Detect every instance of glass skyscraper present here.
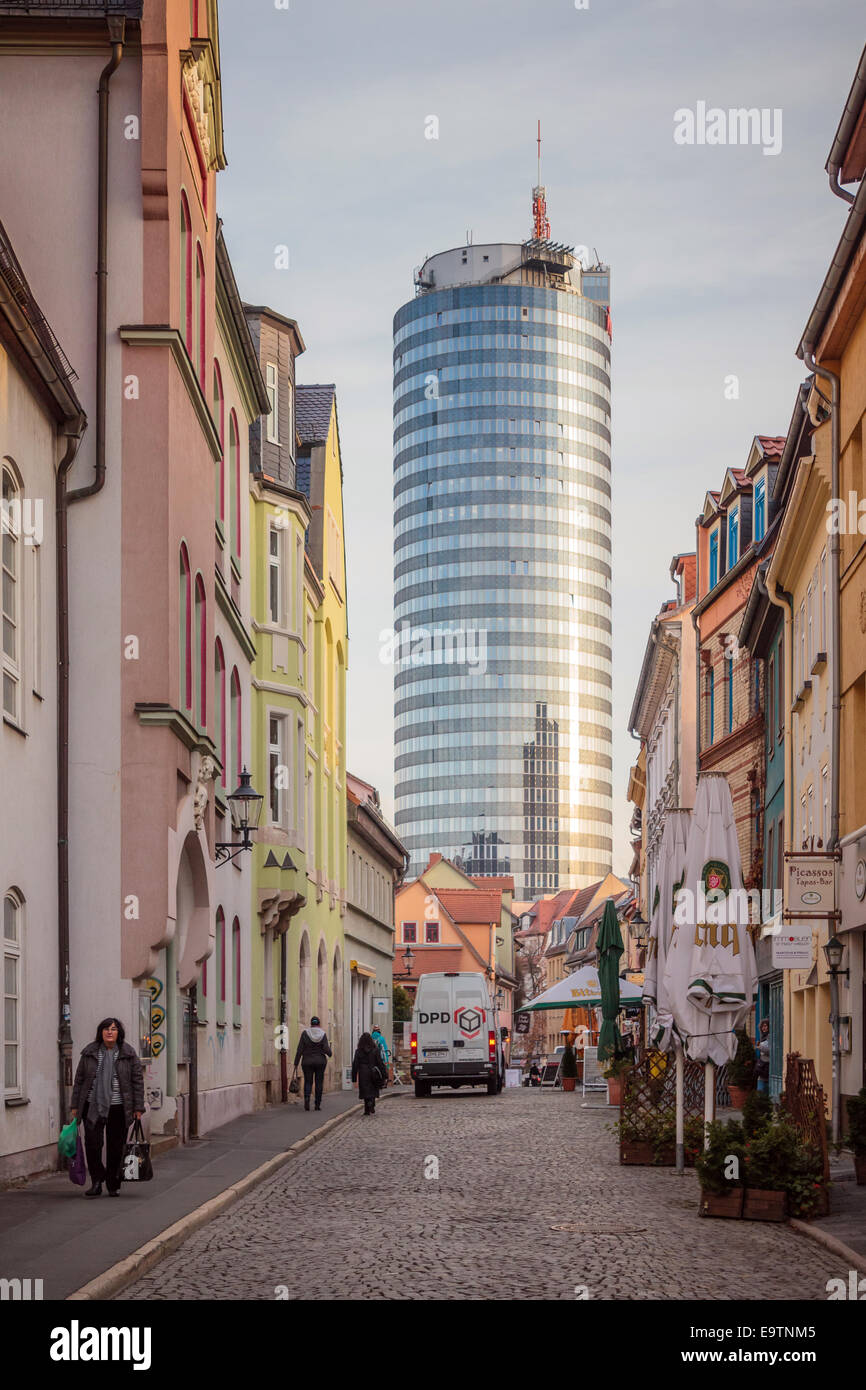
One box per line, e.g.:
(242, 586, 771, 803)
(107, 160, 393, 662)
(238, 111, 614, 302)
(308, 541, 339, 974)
(392, 236, 612, 895)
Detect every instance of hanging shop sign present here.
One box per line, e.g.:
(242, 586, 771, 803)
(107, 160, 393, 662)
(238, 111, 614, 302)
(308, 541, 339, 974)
(785, 853, 837, 918)
(772, 927, 813, 970)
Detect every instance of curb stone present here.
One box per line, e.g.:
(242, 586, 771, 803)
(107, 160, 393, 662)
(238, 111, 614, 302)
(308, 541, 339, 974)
(67, 1101, 368, 1301)
(788, 1217, 866, 1278)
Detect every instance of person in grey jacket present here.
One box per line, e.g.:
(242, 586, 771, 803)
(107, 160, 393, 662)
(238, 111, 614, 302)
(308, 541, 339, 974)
(70, 1017, 144, 1197)
(293, 1016, 332, 1111)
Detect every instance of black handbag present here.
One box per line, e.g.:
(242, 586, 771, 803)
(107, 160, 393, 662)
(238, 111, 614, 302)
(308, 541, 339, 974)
(122, 1117, 154, 1182)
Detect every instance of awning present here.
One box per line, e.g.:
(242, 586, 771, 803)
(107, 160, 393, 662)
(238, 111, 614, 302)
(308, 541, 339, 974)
(350, 960, 377, 979)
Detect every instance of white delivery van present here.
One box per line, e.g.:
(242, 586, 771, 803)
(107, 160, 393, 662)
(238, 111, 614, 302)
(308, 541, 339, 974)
(410, 972, 504, 1098)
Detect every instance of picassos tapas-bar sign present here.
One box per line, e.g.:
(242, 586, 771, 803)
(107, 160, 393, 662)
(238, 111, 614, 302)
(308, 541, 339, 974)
(785, 854, 837, 918)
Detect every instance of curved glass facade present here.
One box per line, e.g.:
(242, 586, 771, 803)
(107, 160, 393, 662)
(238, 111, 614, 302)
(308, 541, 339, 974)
(393, 257, 613, 894)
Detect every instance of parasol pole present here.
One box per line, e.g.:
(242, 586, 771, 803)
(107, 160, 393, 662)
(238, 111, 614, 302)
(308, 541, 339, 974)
(703, 1060, 714, 1150)
(675, 1045, 684, 1173)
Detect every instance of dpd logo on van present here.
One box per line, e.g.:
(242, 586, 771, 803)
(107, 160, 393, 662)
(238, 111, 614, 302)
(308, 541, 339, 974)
(455, 1007, 483, 1038)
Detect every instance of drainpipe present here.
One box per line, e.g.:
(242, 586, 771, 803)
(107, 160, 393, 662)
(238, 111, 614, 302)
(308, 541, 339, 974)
(56, 426, 86, 1124)
(801, 349, 841, 852)
(58, 18, 124, 1122)
(68, 17, 125, 505)
(280, 929, 289, 1102)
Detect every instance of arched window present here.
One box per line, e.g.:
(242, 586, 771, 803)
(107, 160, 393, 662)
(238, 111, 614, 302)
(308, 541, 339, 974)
(3, 890, 23, 1095)
(232, 917, 241, 1026)
(180, 193, 192, 356)
(195, 243, 206, 387)
(228, 410, 240, 563)
(214, 639, 226, 787)
(213, 361, 224, 523)
(194, 574, 206, 728)
(179, 543, 192, 714)
(229, 667, 241, 793)
(215, 907, 225, 1025)
(2, 464, 21, 721)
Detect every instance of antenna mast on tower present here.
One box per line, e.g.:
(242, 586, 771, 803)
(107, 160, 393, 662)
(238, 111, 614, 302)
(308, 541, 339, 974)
(532, 119, 550, 240)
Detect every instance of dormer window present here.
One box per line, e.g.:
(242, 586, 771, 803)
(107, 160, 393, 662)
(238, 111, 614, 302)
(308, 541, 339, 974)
(754, 477, 766, 543)
(727, 508, 739, 569)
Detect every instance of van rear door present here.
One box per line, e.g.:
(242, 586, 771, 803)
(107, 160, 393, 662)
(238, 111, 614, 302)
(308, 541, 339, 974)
(416, 979, 454, 1065)
(452, 980, 489, 1065)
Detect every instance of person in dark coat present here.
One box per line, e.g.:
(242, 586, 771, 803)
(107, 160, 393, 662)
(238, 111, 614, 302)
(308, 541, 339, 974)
(70, 1017, 144, 1197)
(293, 1015, 332, 1111)
(352, 1032, 386, 1115)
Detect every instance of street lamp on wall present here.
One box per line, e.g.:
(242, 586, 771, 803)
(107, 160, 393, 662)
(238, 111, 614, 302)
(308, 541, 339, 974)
(628, 911, 648, 952)
(215, 768, 264, 866)
(393, 945, 415, 979)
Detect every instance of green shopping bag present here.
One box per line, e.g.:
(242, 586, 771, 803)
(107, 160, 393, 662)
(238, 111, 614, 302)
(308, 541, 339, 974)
(58, 1120, 78, 1159)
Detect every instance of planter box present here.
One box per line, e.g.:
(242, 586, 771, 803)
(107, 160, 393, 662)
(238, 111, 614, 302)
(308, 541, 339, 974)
(699, 1188, 744, 1219)
(561, 1076, 576, 1092)
(743, 1188, 787, 1222)
(620, 1141, 675, 1166)
(607, 1077, 623, 1106)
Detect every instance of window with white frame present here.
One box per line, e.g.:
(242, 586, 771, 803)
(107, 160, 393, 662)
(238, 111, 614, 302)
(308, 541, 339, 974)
(268, 522, 283, 625)
(3, 891, 22, 1096)
(799, 602, 806, 689)
(807, 578, 814, 670)
(268, 713, 288, 826)
(266, 362, 279, 443)
(820, 550, 827, 651)
(822, 766, 829, 845)
(2, 465, 21, 721)
(401, 921, 417, 943)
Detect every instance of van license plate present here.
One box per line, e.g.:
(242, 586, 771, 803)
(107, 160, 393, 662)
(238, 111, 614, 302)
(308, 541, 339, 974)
(424, 1048, 447, 1055)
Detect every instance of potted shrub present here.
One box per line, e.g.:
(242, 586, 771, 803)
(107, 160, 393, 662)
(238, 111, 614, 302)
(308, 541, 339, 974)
(727, 1028, 756, 1109)
(846, 1088, 866, 1185)
(742, 1110, 801, 1221)
(603, 1054, 632, 1106)
(741, 1088, 772, 1138)
(695, 1118, 746, 1218)
(560, 1043, 578, 1092)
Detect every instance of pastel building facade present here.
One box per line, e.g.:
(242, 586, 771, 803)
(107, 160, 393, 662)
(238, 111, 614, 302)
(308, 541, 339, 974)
(0, 0, 261, 1150)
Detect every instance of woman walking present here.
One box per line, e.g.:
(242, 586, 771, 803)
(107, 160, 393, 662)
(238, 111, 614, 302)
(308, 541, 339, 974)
(352, 1031, 386, 1116)
(70, 1018, 144, 1197)
(293, 1015, 332, 1111)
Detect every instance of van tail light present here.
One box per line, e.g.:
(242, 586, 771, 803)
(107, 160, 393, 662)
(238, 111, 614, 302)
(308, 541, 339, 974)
(410, 1032, 418, 1057)
(488, 1030, 496, 1061)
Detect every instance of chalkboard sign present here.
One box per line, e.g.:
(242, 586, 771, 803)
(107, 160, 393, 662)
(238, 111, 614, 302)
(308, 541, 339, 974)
(540, 1063, 560, 1087)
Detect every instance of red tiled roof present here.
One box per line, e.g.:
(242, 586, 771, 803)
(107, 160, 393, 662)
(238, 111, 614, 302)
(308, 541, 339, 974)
(433, 888, 501, 923)
(755, 435, 786, 460)
(404, 946, 464, 978)
(470, 875, 515, 892)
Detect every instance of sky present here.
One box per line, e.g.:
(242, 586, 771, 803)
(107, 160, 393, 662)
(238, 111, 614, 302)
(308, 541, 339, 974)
(217, 0, 862, 875)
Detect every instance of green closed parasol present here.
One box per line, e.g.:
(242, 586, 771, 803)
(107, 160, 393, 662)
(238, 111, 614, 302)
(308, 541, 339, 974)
(596, 898, 623, 1063)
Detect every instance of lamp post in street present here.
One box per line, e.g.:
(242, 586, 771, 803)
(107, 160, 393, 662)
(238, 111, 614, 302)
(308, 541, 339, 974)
(823, 933, 849, 1145)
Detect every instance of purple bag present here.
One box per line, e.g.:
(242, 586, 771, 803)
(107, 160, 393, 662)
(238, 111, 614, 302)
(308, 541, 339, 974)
(69, 1128, 86, 1186)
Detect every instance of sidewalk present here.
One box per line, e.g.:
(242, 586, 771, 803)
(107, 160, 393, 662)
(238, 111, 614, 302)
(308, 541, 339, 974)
(0, 1089, 371, 1300)
(796, 1151, 866, 1264)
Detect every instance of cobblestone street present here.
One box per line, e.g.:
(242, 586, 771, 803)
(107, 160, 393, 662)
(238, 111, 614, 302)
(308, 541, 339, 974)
(119, 1089, 846, 1301)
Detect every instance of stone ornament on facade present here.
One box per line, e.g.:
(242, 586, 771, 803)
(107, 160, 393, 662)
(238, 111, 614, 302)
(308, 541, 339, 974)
(193, 754, 217, 831)
(182, 52, 216, 170)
